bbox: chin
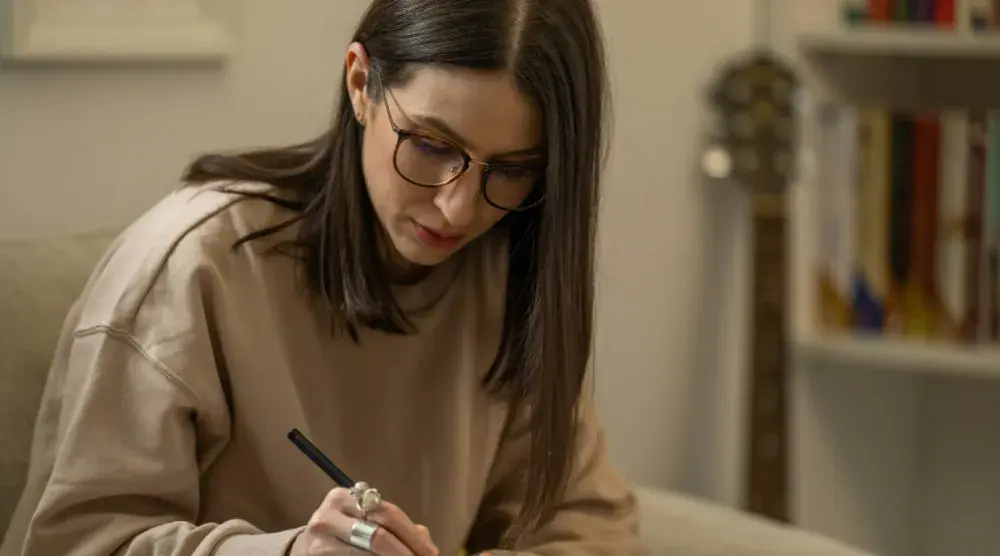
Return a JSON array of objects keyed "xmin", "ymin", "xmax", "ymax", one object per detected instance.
[{"xmin": 395, "ymin": 239, "xmax": 456, "ymax": 268}]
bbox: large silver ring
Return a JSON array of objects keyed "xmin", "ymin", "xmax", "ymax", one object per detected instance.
[
  {"xmin": 350, "ymin": 481, "xmax": 382, "ymax": 519},
  {"xmin": 348, "ymin": 519, "xmax": 379, "ymax": 551}
]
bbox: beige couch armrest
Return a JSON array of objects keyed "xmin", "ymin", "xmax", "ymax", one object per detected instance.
[{"xmin": 636, "ymin": 487, "xmax": 876, "ymax": 555}]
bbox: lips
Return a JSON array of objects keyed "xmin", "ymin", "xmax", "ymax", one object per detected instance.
[{"xmin": 413, "ymin": 221, "xmax": 462, "ymax": 248}]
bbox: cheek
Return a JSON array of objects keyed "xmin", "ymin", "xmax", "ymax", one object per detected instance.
[
  {"xmin": 362, "ymin": 132, "xmax": 416, "ymax": 214},
  {"xmin": 478, "ymin": 206, "xmax": 507, "ymax": 231}
]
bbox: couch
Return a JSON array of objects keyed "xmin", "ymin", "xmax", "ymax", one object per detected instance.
[{"xmin": 0, "ymin": 229, "xmax": 875, "ymax": 555}]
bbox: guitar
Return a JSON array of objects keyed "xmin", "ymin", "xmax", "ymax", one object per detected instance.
[{"xmin": 703, "ymin": 51, "xmax": 799, "ymax": 522}]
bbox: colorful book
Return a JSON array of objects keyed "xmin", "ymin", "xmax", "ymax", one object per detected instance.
[
  {"xmin": 893, "ymin": 0, "xmax": 911, "ymax": 20},
  {"xmin": 934, "ymin": 0, "xmax": 956, "ymax": 25},
  {"xmin": 816, "ymin": 101, "xmax": 1000, "ymax": 347},
  {"xmin": 903, "ymin": 113, "xmax": 942, "ymax": 338},
  {"xmin": 914, "ymin": 0, "xmax": 936, "ymax": 21},
  {"xmin": 868, "ymin": 0, "xmax": 894, "ymax": 21},
  {"xmin": 962, "ymin": 111, "xmax": 988, "ymax": 342},
  {"xmin": 983, "ymin": 113, "xmax": 1000, "ymax": 341},
  {"xmin": 852, "ymin": 108, "xmax": 893, "ymax": 332},
  {"xmin": 937, "ymin": 111, "xmax": 970, "ymax": 339},
  {"xmin": 886, "ymin": 113, "xmax": 915, "ymax": 334},
  {"xmin": 817, "ymin": 104, "xmax": 859, "ymax": 331}
]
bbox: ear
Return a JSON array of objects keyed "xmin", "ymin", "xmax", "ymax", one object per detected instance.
[{"xmin": 345, "ymin": 42, "xmax": 373, "ymax": 126}]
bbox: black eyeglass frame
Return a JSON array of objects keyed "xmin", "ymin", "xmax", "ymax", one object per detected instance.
[{"xmin": 372, "ymin": 72, "xmax": 545, "ymax": 212}]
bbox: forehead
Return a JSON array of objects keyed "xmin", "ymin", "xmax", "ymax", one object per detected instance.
[{"xmin": 387, "ymin": 66, "xmax": 542, "ymax": 158}]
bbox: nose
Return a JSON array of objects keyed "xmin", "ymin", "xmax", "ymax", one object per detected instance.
[{"xmin": 433, "ymin": 166, "xmax": 482, "ymax": 228}]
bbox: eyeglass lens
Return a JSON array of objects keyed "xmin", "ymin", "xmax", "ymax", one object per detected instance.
[{"xmin": 395, "ymin": 134, "xmax": 540, "ymax": 210}]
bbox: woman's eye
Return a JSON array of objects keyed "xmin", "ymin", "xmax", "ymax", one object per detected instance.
[
  {"xmin": 495, "ymin": 165, "xmax": 537, "ymax": 180},
  {"xmin": 413, "ymin": 137, "xmax": 457, "ymax": 156}
]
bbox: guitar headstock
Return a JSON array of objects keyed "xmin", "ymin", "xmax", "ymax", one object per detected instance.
[{"xmin": 703, "ymin": 51, "xmax": 800, "ymax": 215}]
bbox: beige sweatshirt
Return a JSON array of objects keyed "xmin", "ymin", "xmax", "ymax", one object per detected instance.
[{"xmin": 0, "ymin": 183, "xmax": 642, "ymax": 556}]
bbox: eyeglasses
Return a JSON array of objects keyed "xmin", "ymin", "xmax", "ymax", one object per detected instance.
[{"xmin": 374, "ymin": 73, "xmax": 545, "ymax": 212}]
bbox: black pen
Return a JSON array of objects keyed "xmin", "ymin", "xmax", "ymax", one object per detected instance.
[{"xmin": 287, "ymin": 428, "xmax": 355, "ymax": 488}]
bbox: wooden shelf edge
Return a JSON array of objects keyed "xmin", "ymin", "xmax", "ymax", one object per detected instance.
[
  {"xmin": 799, "ymin": 28, "xmax": 1000, "ymax": 59},
  {"xmin": 793, "ymin": 335, "xmax": 1000, "ymax": 379}
]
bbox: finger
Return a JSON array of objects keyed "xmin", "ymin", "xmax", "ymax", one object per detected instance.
[
  {"xmin": 365, "ymin": 502, "xmax": 437, "ymax": 555},
  {"xmin": 323, "ymin": 486, "xmax": 355, "ymax": 509},
  {"xmin": 413, "ymin": 525, "xmax": 437, "ymax": 555},
  {"xmin": 337, "ymin": 515, "xmax": 414, "ymax": 556},
  {"xmin": 332, "ymin": 492, "xmax": 437, "ymax": 556},
  {"xmin": 310, "ymin": 507, "xmax": 414, "ymax": 556},
  {"xmin": 314, "ymin": 490, "xmax": 414, "ymax": 556}
]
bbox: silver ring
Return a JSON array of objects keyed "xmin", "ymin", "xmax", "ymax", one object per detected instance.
[
  {"xmin": 350, "ymin": 481, "xmax": 382, "ymax": 518},
  {"xmin": 348, "ymin": 519, "xmax": 379, "ymax": 551}
]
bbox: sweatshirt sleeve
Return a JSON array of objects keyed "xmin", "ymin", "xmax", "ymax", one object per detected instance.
[
  {"xmin": 466, "ymin": 385, "xmax": 646, "ymax": 555},
  {"xmin": 13, "ymin": 329, "xmax": 302, "ymax": 556}
]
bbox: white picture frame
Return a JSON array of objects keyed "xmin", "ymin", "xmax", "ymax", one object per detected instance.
[{"xmin": 0, "ymin": 0, "xmax": 233, "ymax": 63}]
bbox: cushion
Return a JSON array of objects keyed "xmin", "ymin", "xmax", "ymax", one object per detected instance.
[
  {"xmin": 0, "ymin": 229, "xmax": 118, "ymax": 539},
  {"xmin": 636, "ymin": 488, "xmax": 874, "ymax": 555}
]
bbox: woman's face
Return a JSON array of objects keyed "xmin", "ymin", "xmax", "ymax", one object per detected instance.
[{"xmin": 345, "ymin": 43, "xmax": 543, "ymax": 269}]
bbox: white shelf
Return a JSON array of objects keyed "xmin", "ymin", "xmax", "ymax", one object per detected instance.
[
  {"xmin": 800, "ymin": 28, "xmax": 1000, "ymax": 59},
  {"xmin": 794, "ymin": 335, "xmax": 1000, "ymax": 379},
  {"xmin": 3, "ymin": 20, "xmax": 233, "ymax": 63},
  {"xmin": 0, "ymin": 1, "xmax": 233, "ymax": 63}
]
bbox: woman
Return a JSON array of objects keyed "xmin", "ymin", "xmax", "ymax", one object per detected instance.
[{"xmin": 0, "ymin": 0, "xmax": 642, "ymax": 555}]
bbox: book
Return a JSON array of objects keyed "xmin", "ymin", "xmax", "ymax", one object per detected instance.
[
  {"xmin": 887, "ymin": 113, "xmax": 914, "ymax": 334},
  {"xmin": 851, "ymin": 108, "xmax": 893, "ymax": 331},
  {"xmin": 815, "ymin": 105, "xmax": 1000, "ymax": 348},
  {"xmin": 817, "ymin": 104, "xmax": 859, "ymax": 331},
  {"xmin": 903, "ymin": 113, "xmax": 942, "ymax": 338},
  {"xmin": 963, "ymin": 111, "xmax": 988, "ymax": 341},
  {"xmin": 937, "ymin": 111, "xmax": 969, "ymax": 339}
]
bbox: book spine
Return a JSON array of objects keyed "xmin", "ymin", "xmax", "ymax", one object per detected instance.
[
  {"xmin": 983, "ymin": 113, "xmax": 1000, "ymax": 341},
  {"xmin": 934, "ymin": 0, "xmax": 955, "ymax": 25},
  {"xmin": 817, "ymin": 104, "xmax": 858, "ymax": 331},
  {"xmin": 845, "ymin": 0, "xmax": 870, "ymax": 23},
  {"xmin": 869, "ymin": 0, "xmax": 894, "ymax": 20},
  {"xmin": 903, "ymin": 114, "xmax": 941, "ymax": 337},
  {"xmin": 853, "ymin": 109, "xmax": 892, "ymax": 331},
  {"xmin": 887, "ymin": 113, "xmax": 915, "ymax": 334},
  {"xmin": 937, "ymin": 111, "xmax": 969, "ymax": 340},
  {"xmin": 837, "ymin": 108, "xmax": 862, "ymax": 331},
  {"xmin": 914, "ymin": 0, "xmax": 936, "ymax": 21},
  {"xmin": 963, "ymin": 111, "xmax": 988, "ymax": 342},
  {"xmin": 894, "ymin": 0, "xmax": 911, "ymax": 20}
]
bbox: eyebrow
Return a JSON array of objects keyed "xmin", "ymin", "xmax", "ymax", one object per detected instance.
[{"xmin": 409, "ymin": 113, "xmax": 545, "ymax": 161}]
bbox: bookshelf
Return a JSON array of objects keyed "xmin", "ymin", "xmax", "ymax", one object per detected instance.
[
  {"xmin": 792, "ymin": 29, "xmax": 1000, "ymax": 377},
  {"xmin": 795, "ymin": 335, "xmax": 1000, "ymax": 379},
  {"xmin": 783, "ymin": 9, "xmax": 1000, "ymax": 555},
  {"xmin": 800, "ymin": 28, "xmax": 1000, "ymax": 59}
]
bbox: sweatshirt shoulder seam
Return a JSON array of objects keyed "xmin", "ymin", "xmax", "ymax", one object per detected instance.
[{"xmin": 74, "ymin": 324, "xmax": 201, "ymax": 409}]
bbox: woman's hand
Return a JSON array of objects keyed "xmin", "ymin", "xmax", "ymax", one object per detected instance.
[{"xmin": 289, "ymin": 487, "xmax": 439, "ymax": 556}]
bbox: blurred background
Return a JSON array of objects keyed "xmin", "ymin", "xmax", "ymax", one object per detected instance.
[{"xmin": 4, "ymin": 1, "xmax": 1000, "ymax": 555}]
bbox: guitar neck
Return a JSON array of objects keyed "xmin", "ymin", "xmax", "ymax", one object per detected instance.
[
  {"xmin": 703, "ymin": 49, "xmax": 798, "ymax": 523},
  {"xmin": 746, "ymin": 191, "xmax": 790, "ymax": 522}
]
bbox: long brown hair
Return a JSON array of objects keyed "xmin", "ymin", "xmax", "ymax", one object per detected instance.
[{"xmin": 183, "ymin": 0, "xmax": 609, "ymax": 536}]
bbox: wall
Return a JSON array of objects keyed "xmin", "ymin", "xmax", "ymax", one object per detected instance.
[
  {"xmin": 1, "ymin": 0, "xmax": 760, "ymax": 510},
  {"xmin": 594, "ymin": 0, "xmax": 755, "ymax": 504}
]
